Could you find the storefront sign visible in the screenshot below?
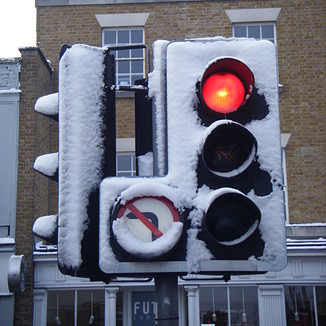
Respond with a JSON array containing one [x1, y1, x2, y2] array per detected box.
[[132, 291, 157, 326]]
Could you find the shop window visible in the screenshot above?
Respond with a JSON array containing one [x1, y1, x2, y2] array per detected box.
[[199, 286, 259, 325], [47, 291, 75, 325], [285, 285, 326, 325], [77, 291, 105, 326], [316, 287, 326, 325], [47, 290, 105, 325], [103, 29, 145, 86], [229, 287, 259, 325]]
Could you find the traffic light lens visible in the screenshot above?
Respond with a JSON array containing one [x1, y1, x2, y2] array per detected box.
[[204, 192, 261, 246], [202, 72, 245, 114], [202, 122, 257, 178]]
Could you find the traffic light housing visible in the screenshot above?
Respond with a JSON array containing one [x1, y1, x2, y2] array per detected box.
[[34, 38, 286, 279], [34, 44, 116, 279], [99, 38, 287, 277]]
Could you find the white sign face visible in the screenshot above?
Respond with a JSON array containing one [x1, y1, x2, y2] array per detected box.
[[112, 196, 183, 259], [117, 197, 179, 242]]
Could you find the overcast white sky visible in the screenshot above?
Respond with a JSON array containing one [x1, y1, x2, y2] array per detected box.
[[0, 0, 36, 58]]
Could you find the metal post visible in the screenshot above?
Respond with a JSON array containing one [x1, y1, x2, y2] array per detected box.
[[154, 276, 179, 326]]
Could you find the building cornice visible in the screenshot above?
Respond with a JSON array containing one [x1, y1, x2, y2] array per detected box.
[[36, 0, 200, 6]]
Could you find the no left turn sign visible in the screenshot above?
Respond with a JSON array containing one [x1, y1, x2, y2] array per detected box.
[[112, 196, 183, 259]]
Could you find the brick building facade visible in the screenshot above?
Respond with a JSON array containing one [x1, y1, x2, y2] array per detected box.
[[34, 0, 326, 224], [1, 0, 324, 325]]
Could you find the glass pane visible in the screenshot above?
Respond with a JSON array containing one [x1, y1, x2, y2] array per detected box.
[[132, 74, 143, 85], [316, 287, 326, 325], [131, 29, 143, 43], [234, 25, 247, 37], [230, 287, 259, 326], [131, 48, 143, 58], [200, 287, 228, 325], [116, 292, 123, 326], [117, 171, 132, 177], [118, 30, 129, 44], [104, 31, 116, 45], [117, 155, 132, 171], [285, 286, 316, 326], [77, 291, 105, 326], [118, 49, 129, 59], [248, 25, 260, 39], [262, 25, 274, 40], [47, 291, 75, 326], [132, 60, 143, 74], [118, 75, 130, 86], [133, 155, 136, 172], [118, 61, 130, 74]]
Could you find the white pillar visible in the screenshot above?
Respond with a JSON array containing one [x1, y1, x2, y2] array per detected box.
[[258, 285, 286, 326], [105, 287, 119, 326], [185, 286, 200, 326], [33, 289, 47, 326]]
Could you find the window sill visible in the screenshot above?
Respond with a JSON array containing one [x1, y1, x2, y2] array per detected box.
[[116, 91, 135, 98]]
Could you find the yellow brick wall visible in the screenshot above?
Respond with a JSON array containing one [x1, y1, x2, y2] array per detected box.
[[35, 0, 326, 224], [16, 48, 53, 325]]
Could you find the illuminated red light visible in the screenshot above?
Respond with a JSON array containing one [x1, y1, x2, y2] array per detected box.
[[202, 72, 245, 114]]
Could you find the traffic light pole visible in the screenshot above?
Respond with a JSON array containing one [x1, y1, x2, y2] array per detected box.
[[155, 276, 179, 326]]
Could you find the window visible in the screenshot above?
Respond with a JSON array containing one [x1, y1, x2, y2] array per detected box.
[[285, 286, 326, 325], [103, 29, 145, 86], [117, 153, 136, 176], [116, 138, 136, 176], [199, 286, 259, 325], [47, 290, 123, 326], [226, 8, 281, 45], [233, 24, 276, 43]]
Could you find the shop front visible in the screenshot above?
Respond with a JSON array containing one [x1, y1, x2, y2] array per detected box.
[[33, 237, 326, 326]]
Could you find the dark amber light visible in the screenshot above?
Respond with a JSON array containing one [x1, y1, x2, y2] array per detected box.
[[202, 72, 245, 114]]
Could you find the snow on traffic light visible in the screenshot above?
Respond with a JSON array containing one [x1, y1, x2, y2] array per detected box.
[[34, 44, 116, 279], [34, 38, 286, 279], [99, 37, 287, 277]]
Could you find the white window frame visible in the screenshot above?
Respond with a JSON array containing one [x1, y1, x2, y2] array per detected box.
[[232, 23, 277, 44], [102, 28, 145, 87], [281, 133, 291, 223], [97, 13, 149, 87], [116, 138, 136, 177], [226, 8, 281, 45]]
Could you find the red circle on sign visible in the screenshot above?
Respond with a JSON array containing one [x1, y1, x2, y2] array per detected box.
[[112, 196, 183, 260]]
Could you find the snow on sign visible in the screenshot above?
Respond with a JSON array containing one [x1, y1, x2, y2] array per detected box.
[[112, 196, 182, 259]]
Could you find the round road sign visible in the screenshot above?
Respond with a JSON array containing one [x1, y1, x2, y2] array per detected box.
[[112, 196, 183, 260]]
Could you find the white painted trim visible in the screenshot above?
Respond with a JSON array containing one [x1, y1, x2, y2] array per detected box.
[[105, 287, 119, 326], [184, 286, 200, 326], [258, 285, 286, 326], [96, 13, 150, 28], [33, 289, 47, 326], [116, 138, 135, 152], [225, 8, 281, 23], [281, 133, 291, 148]]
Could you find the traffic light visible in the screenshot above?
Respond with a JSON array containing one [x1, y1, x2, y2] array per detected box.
[[34, 39, 286, 279], [34, 44, 116, 279], [99, 38, 287, 277]]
